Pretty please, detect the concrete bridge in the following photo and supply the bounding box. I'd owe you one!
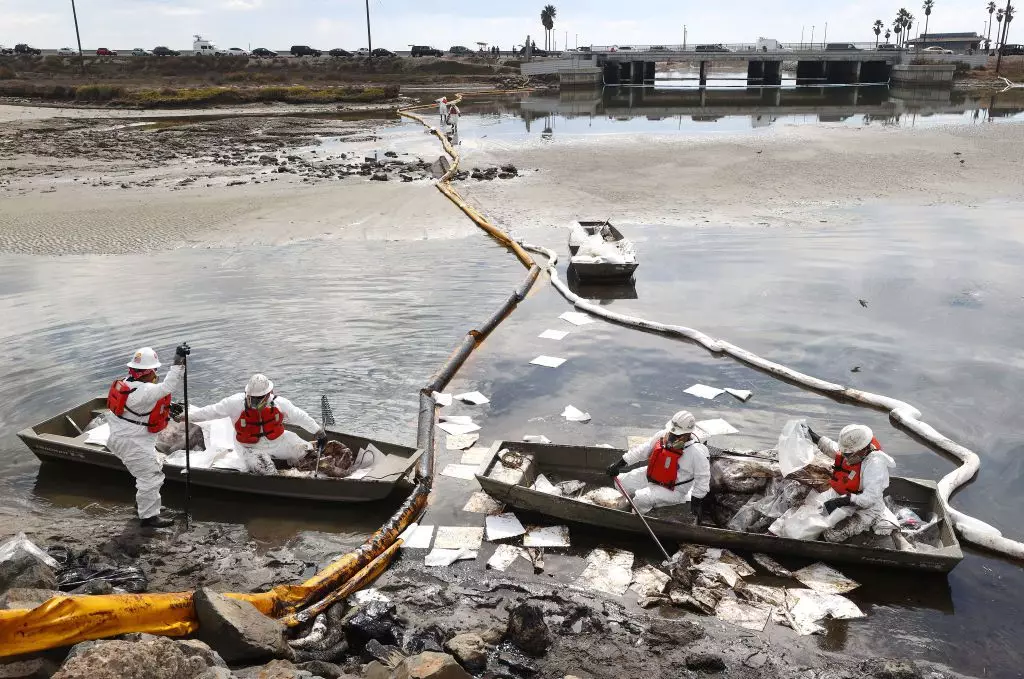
[521,43,903,87]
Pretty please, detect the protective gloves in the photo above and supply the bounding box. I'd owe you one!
[316,428,328,446]
[606,459,626,478]
[174,343,190,366]
[690,496,705,525]
[823,495,853,514]
[803,424,821,444]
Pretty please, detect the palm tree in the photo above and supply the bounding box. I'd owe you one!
[922,0,934,51]
[885,28,892,43]
[905,12,915,47]
[541,5,556,51]
[894,15,905,47]
[987,1,998,49]
[874,19,885,46]
[997,7,1005,48]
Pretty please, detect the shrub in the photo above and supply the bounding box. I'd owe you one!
[0,65,15,79]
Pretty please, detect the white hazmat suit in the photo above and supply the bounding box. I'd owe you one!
[817,435,897,542]
[188,394,319,475]
[617,429,711,514]
[105,365,183,519]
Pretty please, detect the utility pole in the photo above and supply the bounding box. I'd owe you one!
[365,0,372,53]
[811,25,815,48]
[683,25,687,49]
[823,22,828,47]
[801,26,805,49]
[996,0,1011,72]
[70,0,84,73]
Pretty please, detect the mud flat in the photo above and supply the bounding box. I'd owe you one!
[458,121,1024,234]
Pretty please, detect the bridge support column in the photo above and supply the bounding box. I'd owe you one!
[603,61,620,85]
[631,61,645,84]
[764,60,782,86]
[644,61,656,84]
[747,60,765,84]
[699,60,707,89]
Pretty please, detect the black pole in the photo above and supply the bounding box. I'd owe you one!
[365,0,372,53]
[70,0,84,74]
[182,352,191,528]
[996,0,1011,73]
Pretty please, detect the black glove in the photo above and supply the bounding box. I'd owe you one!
[606,459,626,478]
[804,424,821,444]
[690,496,705,525]
[174,343,190,366]
[823,495,853,514]
[316,428,328,446]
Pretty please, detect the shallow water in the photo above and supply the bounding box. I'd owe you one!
[3,92,1024,674]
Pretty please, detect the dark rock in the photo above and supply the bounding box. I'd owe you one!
[498,173,515,179]
[341,601,403,654]
[176,639,228,669]
[443,633,487,674]
[685,652,726,673]
[0,551,57,592]
[402,623,447,655]
[395,652,470,679]
[489,642,538,677]
[363,639,404,668]
[234,659,318,678]
[53,636,215,679]
[68,579,113,596]
[504,603,550,658]
[259,155,278,165]
[863,659,924,679]
[0,588,60,610]
[643,618,705,649]
[0,657,60,678]
[500,164,518,176]
[384,151,398,158]
[294,660,347,678]
[370,173,389,181]
[400,174,414,182]
[227,180,247,187]
[194,587,291,664]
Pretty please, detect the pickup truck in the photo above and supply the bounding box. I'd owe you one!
[290,45,322,57]
[15,44,42,55]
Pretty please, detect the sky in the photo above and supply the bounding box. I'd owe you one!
[1,0,1011,51]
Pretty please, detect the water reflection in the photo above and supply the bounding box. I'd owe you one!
[456,84,1024,136]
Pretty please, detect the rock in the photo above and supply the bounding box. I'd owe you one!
[864,659,924,679]
[685,652,726,673]
[342,601,403,654]
[259,155,277,165]
[498,173,514,180]
[384,151,398,158]
[363,662,391,679]
[370,172,389,181]
[478,628,503,646]
[489,643,538,677]
[643,618,706,648]
[295,661,347,678]
[196,669,233,679]
[364,639,404,668]
[0,657,60,678]
[176,639,228,669]
[443,633,487,674]
[69,580,113,595]
[500,164,518,176]
[0,588,60,610]
[0,552,57,592]
[402,624,447,655]
[53,636,215,679]
[194,588,291,664]
[394,652,470,679]
[235,659,317,678]
[504,603,550,658]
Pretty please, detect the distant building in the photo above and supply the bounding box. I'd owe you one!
[906,32,982,53]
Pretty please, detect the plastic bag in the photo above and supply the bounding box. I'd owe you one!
[777,419,815,476]
[754,478,811,519]
[579,487,629,511]
[727,495,764,532]
[710,457,776,494]
[0,532,60,569]
[769,492,851,540]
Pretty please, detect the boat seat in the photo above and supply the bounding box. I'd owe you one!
[362,452,418,481]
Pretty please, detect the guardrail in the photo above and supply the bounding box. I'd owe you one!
[587,42,891,52]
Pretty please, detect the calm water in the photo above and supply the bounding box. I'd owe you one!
[2,92,1024,675]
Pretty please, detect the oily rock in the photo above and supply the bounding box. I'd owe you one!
[53,636,215,679]
[443,633,488,674]
[504,602,550,658]
[394,652,471,679]
[194,588,291,664]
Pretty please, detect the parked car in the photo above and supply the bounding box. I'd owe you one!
[95,47,118,56]
[1000,44,1024,56]
[825,43,861,51]
[290,45,322,57]
[0,45,12,55]
[371,48,396,57]
[649,45,667,51]
[448,45,473,56]
[694,44,731,52]
[411,45,443,57]
[251,47,277,57]
[152,46,180,57]
[131,48,150,56]
[356,48,370,56]
[14,44,42,55]
[877,43,900,51]
[328,48,353,57]
[922,46,954,54]
[57,47,77,57]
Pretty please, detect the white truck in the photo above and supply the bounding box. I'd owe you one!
[755,38,786,52]
[192,35,225,57]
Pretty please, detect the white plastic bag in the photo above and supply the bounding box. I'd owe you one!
[778,419,815,476]
[0,532,59,569]
[769,492,853,541]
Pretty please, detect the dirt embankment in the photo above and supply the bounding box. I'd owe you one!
[0,55,529,107]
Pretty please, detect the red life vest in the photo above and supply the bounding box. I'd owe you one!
[106,379,172,434]
[829,438,882,495]
[234,397,285,445]
[646,438,688,489]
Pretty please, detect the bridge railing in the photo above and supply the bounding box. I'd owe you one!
[569,42,892,54]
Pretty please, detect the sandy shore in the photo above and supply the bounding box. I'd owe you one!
[458,121,1024,236]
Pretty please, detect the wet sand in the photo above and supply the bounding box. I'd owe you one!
[458,121,1024,233]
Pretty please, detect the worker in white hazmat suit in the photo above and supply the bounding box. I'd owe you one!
[804,423,897,542]
[188,374,324,476]
[437,96,450,128]
[605,410,711,520]
[105,345,187,528]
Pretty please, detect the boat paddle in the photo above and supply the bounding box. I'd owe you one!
[613,477,673,563]
[180,342,192,529]
[314,395,336,478]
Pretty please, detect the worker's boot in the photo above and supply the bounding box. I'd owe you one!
[140,514,175,528]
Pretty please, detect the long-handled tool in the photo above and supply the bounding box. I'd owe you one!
[314,395,336,478]
[613,477,672,563]
[180,342,192,529]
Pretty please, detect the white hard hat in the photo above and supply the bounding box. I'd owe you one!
[665,410,696,436]
[838,424,873,455]
[126,347,161,370]
[245,374,274,398]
